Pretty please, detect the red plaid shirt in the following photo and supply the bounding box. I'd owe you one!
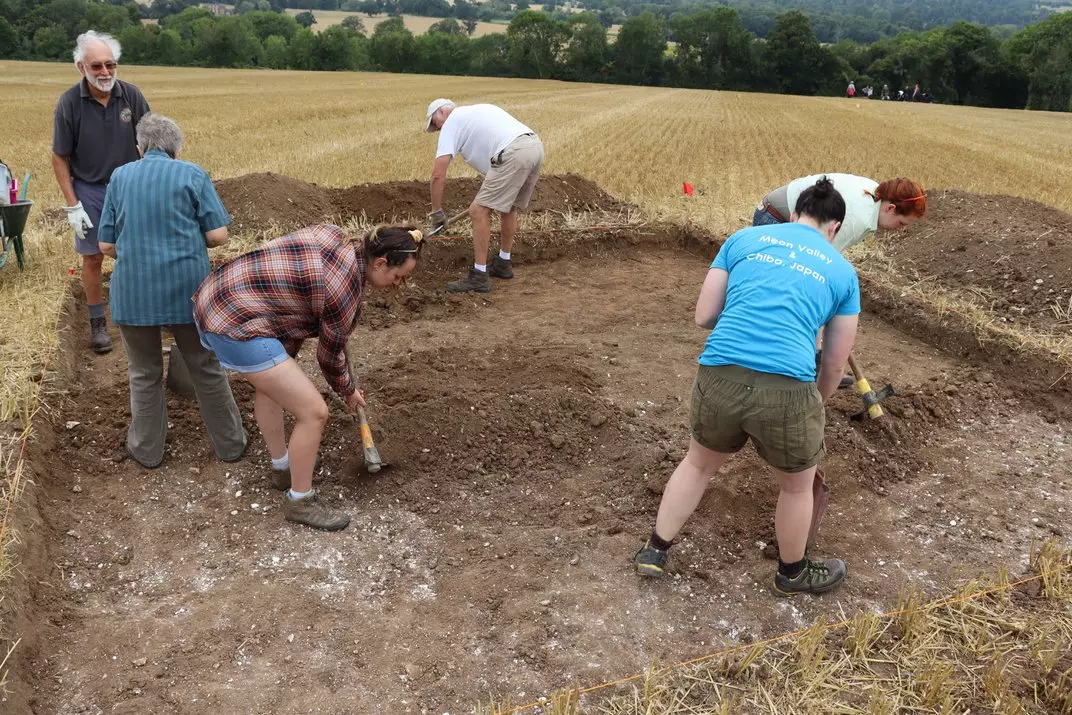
[193,224,366,397]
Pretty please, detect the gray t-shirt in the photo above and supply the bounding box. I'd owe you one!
[763,184,791,221]
[52,79,150,185]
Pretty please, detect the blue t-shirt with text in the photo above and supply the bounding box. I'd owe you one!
[698,223,860,381]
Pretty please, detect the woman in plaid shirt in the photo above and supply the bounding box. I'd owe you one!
[194,224,422,531]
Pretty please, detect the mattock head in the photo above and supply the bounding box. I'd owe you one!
[851,384,896,421]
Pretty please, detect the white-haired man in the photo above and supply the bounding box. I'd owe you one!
[426,99,544,293]
[52,30,150,354]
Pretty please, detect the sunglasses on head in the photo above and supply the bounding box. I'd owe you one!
[88,61,117,71]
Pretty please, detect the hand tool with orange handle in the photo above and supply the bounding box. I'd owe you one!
[344,346,387,473]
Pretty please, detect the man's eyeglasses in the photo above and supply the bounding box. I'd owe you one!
[88,61,117,72]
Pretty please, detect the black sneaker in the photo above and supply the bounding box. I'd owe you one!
[488,256,514,279]
[633,540,668,578]
[446,268,492,293]
[773,557,847,596]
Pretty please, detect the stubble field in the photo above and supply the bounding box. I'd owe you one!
[1,62,1072,713]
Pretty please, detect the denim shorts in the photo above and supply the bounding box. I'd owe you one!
[73,179,107,256]
[197,328,290,373]
[752,205,785,227]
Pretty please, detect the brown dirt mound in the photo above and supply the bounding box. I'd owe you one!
[885,189,1072,331]
[215,173,627,234]
[213,172,340,234]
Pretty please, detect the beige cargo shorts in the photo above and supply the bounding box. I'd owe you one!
[690,364,825,473]
[475,134,544,213]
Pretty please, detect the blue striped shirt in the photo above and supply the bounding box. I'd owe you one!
[98,149,230,326]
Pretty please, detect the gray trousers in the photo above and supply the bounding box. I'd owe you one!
[118,323,247,468]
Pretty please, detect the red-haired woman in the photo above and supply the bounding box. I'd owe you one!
[753,174,926,252]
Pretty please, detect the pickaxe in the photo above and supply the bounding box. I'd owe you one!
[846,354,895,421]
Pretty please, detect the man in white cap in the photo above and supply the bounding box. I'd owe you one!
[426,98,544,293]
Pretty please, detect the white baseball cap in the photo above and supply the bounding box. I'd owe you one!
[426,98,454,132]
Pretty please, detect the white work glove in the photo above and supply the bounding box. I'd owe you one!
[64,202,94,241]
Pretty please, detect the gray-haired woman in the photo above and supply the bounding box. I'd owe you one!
[97,113,247,468]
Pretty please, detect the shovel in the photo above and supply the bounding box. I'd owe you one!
[165,341,196,398]
[807,467,830,552]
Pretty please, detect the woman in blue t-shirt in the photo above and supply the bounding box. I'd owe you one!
[634,178,861,597]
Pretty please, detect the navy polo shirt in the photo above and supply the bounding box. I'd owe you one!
[52,78,150,185]
[98,149,231,326]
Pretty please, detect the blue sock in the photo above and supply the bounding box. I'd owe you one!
[88,302,106,320]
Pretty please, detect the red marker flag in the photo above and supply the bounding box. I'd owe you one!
[683,181,695,197]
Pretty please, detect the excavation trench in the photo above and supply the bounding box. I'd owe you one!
[2,177,1069,714]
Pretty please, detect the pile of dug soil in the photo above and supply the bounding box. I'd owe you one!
[884,190,1072,331]
[216,173,627,234]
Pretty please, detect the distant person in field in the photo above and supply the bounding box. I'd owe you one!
[193,225,423,531]
[913,83,921,101]
[846,81,856,98]
[753,174,927,252]
[96,113,246,469]
[881,84,890,100]
[52,30,150,355]
[633,178,859,597]
[425,98,544,293]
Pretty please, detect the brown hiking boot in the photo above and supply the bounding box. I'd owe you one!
[282,491,350,531]
[488,256,514,279]
[90,316,112,354]
[270,453,324,490]
[446,268,491,293]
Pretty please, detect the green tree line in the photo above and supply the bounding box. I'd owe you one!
[579,0,1052,44]
[203,0,1058,45]
[2,0,1071,112]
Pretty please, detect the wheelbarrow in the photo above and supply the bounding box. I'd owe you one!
[0,200,32,271]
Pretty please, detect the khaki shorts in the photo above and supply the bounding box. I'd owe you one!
[475,134,544,213]
[690,364,825,473]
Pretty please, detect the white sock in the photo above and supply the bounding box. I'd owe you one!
[288,488,313,501]
[271,452,289,470]
[474,263,487,273]
[499,250,511,261]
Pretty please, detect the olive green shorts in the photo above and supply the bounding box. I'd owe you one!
[690,364,825,473]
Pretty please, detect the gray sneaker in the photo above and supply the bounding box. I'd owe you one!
[488,256,514,279]
[773,557,847,596]
[90,316,112,354]
[446,268,491,293]
[282,491,350,531]
[271,453,324,490]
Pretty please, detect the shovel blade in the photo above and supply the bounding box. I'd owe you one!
[166,342,196,398]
